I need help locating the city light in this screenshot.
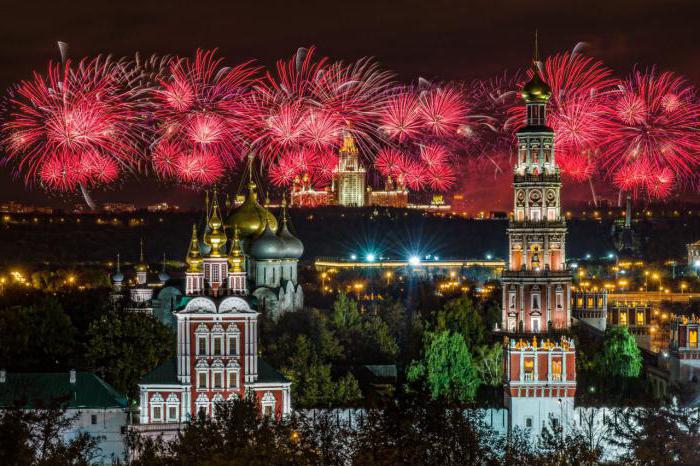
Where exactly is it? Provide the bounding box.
[408,255,421,266]
[366,253,376,262]
[350,254,357,260]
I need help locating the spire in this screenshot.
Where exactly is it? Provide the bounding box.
[204,188,227,257]
[533,29,539,64]
[161,252,167,273]
[228,225,244,272]
[186,224,202,272]
[139,238,144,263]
[116,253,120,273]
[281,195,288,225]
[225,193,232,213]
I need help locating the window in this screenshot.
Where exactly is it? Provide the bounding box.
[636,311,645,326]
[198,337,207,356]
[551,417,559,428]
[532,318,540,333]
[198,372,207,389]
[547,208,556,221]
[690,329,698,348]
[530,209,541,221]
[228,336,238,355]
[152,406,162,422]
[587,297,594,308]
[213,338,222,356]
[556,292,563,310]
[551,359,562,381]
[509,293,516,310]
[524,358,535,381]
[229,371,239,389]
[168,406,177,422]
[264,405,273,417]
[213,372,223,389]
[532,294,540,311]
[619,312,628,326]
[576,297,583,307]
[91,414,97,425]
[525,417,533,428]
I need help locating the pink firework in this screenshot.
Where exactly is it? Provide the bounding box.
[176,151,223,185]
[612,159,652,193]
[424,163,456,191]
[648,168,675,199]
[419,144,450,169]
[558,151,595,182]
[152,140,182,178]
[379,92,424,142]
[300,110,343,151]
[418,86,468,137]
[601,69,700,190]
[375,148,404,178]
[3,57,142,192]
[153,49,259,181]
[398,155,426,190]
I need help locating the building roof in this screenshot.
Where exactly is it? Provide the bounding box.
[0,371,127,409]
[139,357,178,385]
[257,359,290,384]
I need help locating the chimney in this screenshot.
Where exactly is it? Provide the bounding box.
[69,369,76,384]
[0,369,6,383]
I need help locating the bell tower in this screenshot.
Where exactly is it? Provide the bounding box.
[501,42,573,333]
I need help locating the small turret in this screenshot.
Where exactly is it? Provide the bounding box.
[186,224,203,272]
[204,189,227,257]
[135,239,148,285]
[111,253,124,286]
[228,226,245,273]
[159,253,170,283]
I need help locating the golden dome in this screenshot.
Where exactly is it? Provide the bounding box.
[224,182,278,239]
[521,69,552,103]
[203,190,227,257]
[227,226,244,272]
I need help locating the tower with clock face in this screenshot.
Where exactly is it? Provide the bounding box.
[501,63,573,334]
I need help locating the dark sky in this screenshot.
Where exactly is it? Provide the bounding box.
[1,0,699,208]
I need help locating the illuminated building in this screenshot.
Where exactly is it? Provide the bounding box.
[135,190,292,426]
[503,336,576,434]
[687,240,700,274]
[368,176,409,208]
[332,132,366,207]
[501,55,572,333]
[668,315,700,383]
[612,194,640,257]
[571,289,608,331]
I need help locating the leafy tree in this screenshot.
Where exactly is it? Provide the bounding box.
[594,326,642,378]
[0,407,99,466]
[537,417,604,465]
[86,309,175,398]
[473,343,503,386]
[332,292,361,330]
[407,330,480,403]
[434,296,487,347]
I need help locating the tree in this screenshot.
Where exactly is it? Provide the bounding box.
[594,326,642,378]
[0,407,99,466]
[473,343,503,387]
[434,297,487,348]
[86,309,175,398]
[407,330,480,403]
[332,292,361,330]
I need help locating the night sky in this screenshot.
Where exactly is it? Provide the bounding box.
[1,0,699,208]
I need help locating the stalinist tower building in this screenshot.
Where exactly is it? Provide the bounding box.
[501,58,573,333]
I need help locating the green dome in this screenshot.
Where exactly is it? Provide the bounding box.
[224,183,278,239]
[521,71,552,103]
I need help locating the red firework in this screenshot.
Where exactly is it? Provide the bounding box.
[601,69,700,195]
[418,86,468,137]
[300,110,343,151]
[3,57,142,192]
[375,148,404,178]
[557,151,596,182]
[424,164,456,192]
[153,49,259,183]
[379,92,424,142]
[398,155,426,190]
[419,144,450,169]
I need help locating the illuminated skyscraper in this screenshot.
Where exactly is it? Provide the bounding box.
[333,132,366,207]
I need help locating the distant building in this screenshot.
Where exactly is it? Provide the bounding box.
[146,202,180,213]
[668,315,700,384]
[102,203,137,213]
[0,369,128,463]
[333,133,366,207]
[687,240,700,273]
[368,177,409,208]
[612,194,641,258]
[571,289,608,331]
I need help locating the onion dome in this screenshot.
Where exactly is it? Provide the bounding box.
[203,189,227,257]
[134,239,148,273]
[276,199,303,259]
[186,224,203,272]
[111,253,124,283]
[227,226,245,272]
[224,181,278,239]
[521,64,552,103]
[250,221,284,260]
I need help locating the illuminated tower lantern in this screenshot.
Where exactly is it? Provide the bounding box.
[501,49,573,333]
[333,132,366,207]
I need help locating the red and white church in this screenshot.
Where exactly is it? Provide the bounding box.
[137,193,291,425]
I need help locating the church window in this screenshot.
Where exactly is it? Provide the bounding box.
[689,329,698,348]
[551,417,559,428]
[228,336,239,355]
[525,417,533,428]
[556,292,563,309]
[524,358,535,381]
[91,414,97,425]
[530,208,541,221]
[198,372,207,389]
[636,311,644,326]
[516,209,524,222]
[576,297,583,307]
[213,372,223,389]
[168,406,178,422]
[264,405,273,417]
[198,337,207,356]
[531,317,540,333]
[509,292,516,310]
[229,370,239,389]
[551,359,562,381]
[587,297,594,308]
[213,338,222,356]
[547,208,556,221]
[152,406,162,422]
[261,392,276,417]
[531,293,541,311]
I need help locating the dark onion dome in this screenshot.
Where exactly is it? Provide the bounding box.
[250,222,285,260]
[158,271,170,282]
[111,271,124,283]
[521,69,552,103]
[277,219,303,259]
[224,182,278,239]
